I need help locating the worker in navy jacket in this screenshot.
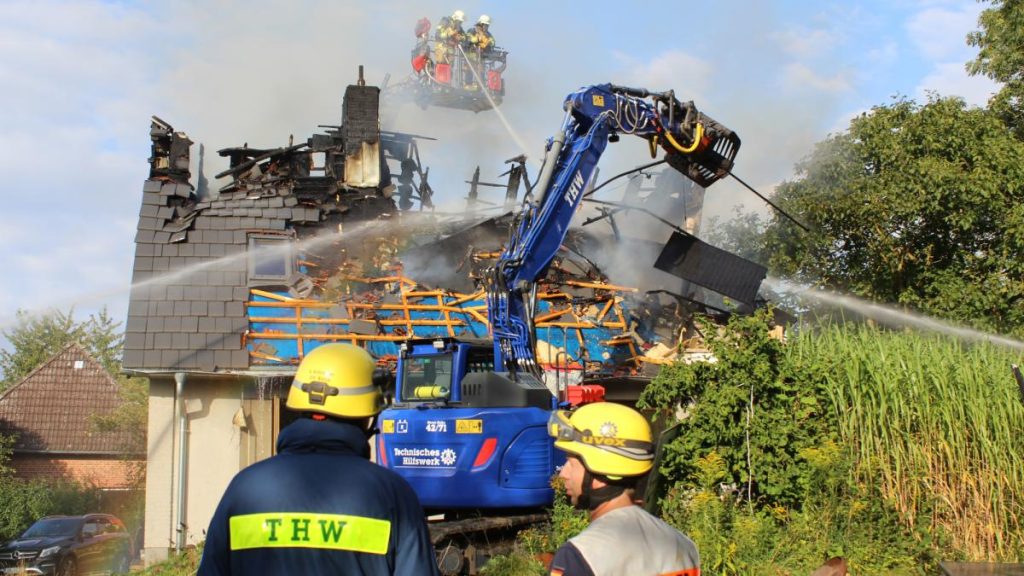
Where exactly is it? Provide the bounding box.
[198,344,439,575]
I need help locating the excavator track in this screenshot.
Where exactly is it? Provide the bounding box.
[429,512,548,575]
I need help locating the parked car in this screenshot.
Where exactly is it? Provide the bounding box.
[0,514,133,575]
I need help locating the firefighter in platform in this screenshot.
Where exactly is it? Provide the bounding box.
[465,14,495,88]
[411,17,432,75]
[197,344,439,576]
[434,9,466,66]
[547,403,701,576]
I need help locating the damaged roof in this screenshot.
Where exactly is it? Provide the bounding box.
[124,79,766,377]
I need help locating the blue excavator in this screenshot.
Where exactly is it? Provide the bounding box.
[377,83,740,571]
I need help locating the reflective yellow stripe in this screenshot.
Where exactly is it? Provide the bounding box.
[229,512,391,555]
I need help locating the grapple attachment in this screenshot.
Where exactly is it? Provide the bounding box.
[664,111,741,188]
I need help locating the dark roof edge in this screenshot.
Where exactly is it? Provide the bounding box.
[124,368,296,378]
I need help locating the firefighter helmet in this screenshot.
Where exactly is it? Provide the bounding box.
[549,403,654,479]
[287,344,383,419]
[451,9,465,22]
[477,14,491,26]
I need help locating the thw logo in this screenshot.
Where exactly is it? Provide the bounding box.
[565,171,585,206]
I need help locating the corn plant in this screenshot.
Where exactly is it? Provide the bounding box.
[796,323,1024,559]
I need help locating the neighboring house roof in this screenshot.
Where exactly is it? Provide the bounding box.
[0,343,144,456]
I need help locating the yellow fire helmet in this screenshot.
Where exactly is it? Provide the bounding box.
[549,402,655,479]
[287,343,383,419]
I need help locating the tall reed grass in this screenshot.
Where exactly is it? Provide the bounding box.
[794,323,1024,559]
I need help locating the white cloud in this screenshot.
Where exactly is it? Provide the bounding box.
[775,27,841,59]
[905,3,999,106]
[783,63,851,94]
[865,41,900,68]
[611,50,713,103]
[906,5,980,61]
[916,61,999,106]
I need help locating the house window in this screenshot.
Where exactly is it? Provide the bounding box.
[248,235,293,284]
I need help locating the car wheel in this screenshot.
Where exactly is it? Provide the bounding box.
[57,557,76,576]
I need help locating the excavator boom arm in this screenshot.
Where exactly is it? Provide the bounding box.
[488,83,740,374]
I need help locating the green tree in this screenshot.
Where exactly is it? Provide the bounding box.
[0,308,124,391]
[967,0,1024,135]
[638,308,835,508]
[763,96,1024,335]
[92,375,149,490]
[0,434,13,477]
[703,209,768,264]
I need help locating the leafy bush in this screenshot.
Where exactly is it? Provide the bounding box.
[639,307,835,510]
[637,310,1024,570]
[485,480,587,575]
[0,477,102,541]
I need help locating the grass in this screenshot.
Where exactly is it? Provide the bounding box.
[135,545,201,575]
[798,324,1024,560]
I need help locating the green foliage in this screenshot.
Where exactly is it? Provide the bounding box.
[0,434,13,477]
[0,430,103,542]
[641,315,1024,571]
[92,375,149,489]
[136,544,203,576]
[762,96,1024,336]
[967,0,1024,135]
[0,478,103,542]
[798,322,1024,560]
[638,307,834,509]
[0,308,126,391]
[703,209,768,264]
[487,480,588,575]
[517,480,588,557]
[478,553,546,576]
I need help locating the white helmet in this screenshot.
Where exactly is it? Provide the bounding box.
[477,14,491,26]
[451,10,465,22]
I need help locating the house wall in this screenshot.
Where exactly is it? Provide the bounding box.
[142,375,249,565]
[12,454,142,489]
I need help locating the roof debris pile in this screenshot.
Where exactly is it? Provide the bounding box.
[125,73,764,378]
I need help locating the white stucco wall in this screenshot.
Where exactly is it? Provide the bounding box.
[143,375,243,565]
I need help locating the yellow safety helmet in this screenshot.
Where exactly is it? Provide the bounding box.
[549,402,654,479]
[451,9,465,23]
[477,14,491,26]
[287,344,383,419]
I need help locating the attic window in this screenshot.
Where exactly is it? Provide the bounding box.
[248,235,293,283]
[73,360,84,369]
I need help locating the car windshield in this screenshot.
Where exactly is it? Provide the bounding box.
[21,519,81,538]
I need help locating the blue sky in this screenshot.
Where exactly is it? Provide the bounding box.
[0,0,1000,344]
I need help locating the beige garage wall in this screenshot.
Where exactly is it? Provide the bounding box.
[143,375,244,565]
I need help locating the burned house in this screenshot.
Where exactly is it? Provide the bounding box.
[124,75,765,564]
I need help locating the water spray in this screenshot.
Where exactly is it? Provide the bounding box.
[457,44,532,158]
[766,277,1024,351]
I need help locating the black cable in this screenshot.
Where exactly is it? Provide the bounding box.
[584,159,667,198]
[728,173,810,233]
[583,198,687,236]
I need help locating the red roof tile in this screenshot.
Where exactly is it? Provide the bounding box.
[0,344,144,455]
